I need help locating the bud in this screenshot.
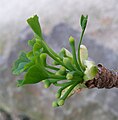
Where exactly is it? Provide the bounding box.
[66,72,73,80]
[28,39,35,47]
[52,101,59,107]
[59,66,66,75]
[55,92,61,98]
[55,70,61,76]
[43,80,51,88]
[63,57,74,71]
[40,53,47,66]
[69,36,75,44]
[33,42,42,55]
[80,15,88,30]
[58,99,64,106]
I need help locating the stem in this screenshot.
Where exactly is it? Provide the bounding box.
[57,81,74,93]
[41,41,72,70]
[61,81,78,100]
[69,37,82,72]
[54,81,74,87]
[50,79,68,84]
[46,65,60,71]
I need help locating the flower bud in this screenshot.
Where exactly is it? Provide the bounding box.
[40,53,47,66]
[55,92,61,98]
[43,80,51,88]
[69,36,75,45]
[52,101,59,107]
[58,99,64,106]
[66,73,73,80]
[63,57,74,71]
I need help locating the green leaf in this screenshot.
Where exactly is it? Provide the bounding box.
[18,64,49,86]
[28,38,36,47]
[40,53,47,66]
[27,15,43,39]
[13,62,28,75]
[33,41,43,56]
[24,61,34,71]
[12,52,30,75]
[80,15,84,28]
[26,51,34,61]
[80,15,88,30]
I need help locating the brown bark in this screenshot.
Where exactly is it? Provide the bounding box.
[85,64,118,89]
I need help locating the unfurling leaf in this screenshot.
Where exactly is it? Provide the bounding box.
[27,15,43,39]
[12,52,30,75]
[18,64,49,86]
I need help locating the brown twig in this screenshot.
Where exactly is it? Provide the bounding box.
[85,64,118,89]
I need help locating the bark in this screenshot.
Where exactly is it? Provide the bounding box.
[85,64,118,89]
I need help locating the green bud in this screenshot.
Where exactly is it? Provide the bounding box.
[43,80,51,88]
[52,101,59,107]
[69,36,75,44]
[33,42,42,55]
[26,51,34,60]
[56,66,66,75]
[63,57,74,71]
[60,66,66,72]
[55,70,61,76]
[55,92,61,98]
[28,39,35,47]
[80,15,88,30]
[58,99,64,106]
[40,53,47,66]
[66,71,81,80]
[66,73,73,80]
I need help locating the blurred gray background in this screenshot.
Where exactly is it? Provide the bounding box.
[0,0,118,120]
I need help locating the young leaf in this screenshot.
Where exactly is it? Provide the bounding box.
[18,64,49,86]
[27,15,43,39]
[80,15,88,30]
[80,15,84,28]
[33,42,42,56]
[26,51,34,60]
[12,52,30,75]
[13,62,28,75]
[28,38,36,48]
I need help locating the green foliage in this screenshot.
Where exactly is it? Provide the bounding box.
[12,52,30,75]
[12,15,98,107]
